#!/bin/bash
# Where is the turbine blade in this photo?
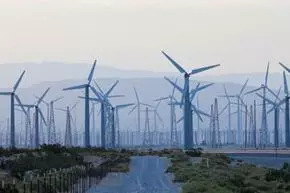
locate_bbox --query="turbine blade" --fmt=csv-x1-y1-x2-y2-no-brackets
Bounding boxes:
52,96,64,103
94,80,104,95
155,100,161,109
265,62,270,86
190,83,200,102
196,107,210,118
164,76,183,93
192,105,203,122
63,84,87,91
13,70,25,92
108,95,125,98
39,109,47,126
280,62,290,73
0,92,12,95
189,64,220,75
128,105,137,115
34,95,49,105
133,87,140,103
37,88,50,106
78,96,101,103
161,51,186,74
283,71,289,96
240,79,249,95
140,103,153,107
116,103,135,109
244,87,263,95
89,86,103,101
256,93,275,106
14,94,27,115
105,80,119,97
56,108,66,112
177,116,184,124
171,78,178,97
156,112,163,123
88,60,97,84
219,104,228,115
17,104,34,108
155,96,170,101
266,87,280,102
267,98,286,113
71,101,79,111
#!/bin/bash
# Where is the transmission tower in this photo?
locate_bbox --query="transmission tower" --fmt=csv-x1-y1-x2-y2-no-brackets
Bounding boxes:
65,107,72,147
244,105,248,149
91,102,96,147
48,102,56,144
170,104,179,148
210,104,215,148
215,98,222,148
143,107,151,147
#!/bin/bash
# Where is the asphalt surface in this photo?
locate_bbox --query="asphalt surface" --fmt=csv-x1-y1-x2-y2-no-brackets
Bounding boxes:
87,156,181,193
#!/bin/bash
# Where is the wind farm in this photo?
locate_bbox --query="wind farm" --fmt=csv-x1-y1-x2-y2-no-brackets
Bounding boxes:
2,1,290,193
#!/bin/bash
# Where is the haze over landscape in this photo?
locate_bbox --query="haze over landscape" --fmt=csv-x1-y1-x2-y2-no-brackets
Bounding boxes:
1,1,290,193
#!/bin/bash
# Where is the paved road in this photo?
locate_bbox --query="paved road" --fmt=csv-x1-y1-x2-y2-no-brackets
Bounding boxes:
87,156,181,193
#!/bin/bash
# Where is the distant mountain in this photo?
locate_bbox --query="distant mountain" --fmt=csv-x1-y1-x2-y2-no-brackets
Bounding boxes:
0,62,288,89
0,62,286,144
0,77,281,141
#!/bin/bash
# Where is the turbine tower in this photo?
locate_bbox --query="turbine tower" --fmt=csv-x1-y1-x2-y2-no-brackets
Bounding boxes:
21,88,50,148
80,80,122,148
115,103,134,148
143,107,151,147
219,85,234,144
161,51,220,149
129,87,152,133
279,62,290,147
63,60,96,147
257,89,282,149
56,102,78,147
155,78,179,148
222,79,249,145
166,77,214,148
0,71,27,148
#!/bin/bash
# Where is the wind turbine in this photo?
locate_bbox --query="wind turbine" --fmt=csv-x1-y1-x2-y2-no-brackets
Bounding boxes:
21,88,50,148
220,79,248,145
256,90,282,149
56,102,78,148
155,78,179,148
63,60,96,147
161,51,220,149
279,62,290,147
166,78,214,147
245,63,278,147
115,103,134,148
219,85,234,144
0,71,27,148
129,87,152,133
80,80,121,148
35,96,63,144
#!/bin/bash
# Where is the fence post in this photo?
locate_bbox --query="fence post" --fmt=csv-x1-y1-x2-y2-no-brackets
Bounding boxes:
59,172,62,193
23,183,26,193
37,178,40,193
54,173,57,193
30,180,33,193
13,179,16,193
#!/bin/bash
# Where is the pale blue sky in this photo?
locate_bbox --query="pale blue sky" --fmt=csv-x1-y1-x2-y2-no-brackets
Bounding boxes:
0,0,290,75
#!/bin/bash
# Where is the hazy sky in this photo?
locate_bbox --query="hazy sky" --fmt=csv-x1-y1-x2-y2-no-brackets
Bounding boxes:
1,0,290,75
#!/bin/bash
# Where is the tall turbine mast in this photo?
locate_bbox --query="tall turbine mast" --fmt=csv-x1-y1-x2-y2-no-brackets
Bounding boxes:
0,71,27,148
279,62,290,147
161,51,220,149
63,60,96,147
